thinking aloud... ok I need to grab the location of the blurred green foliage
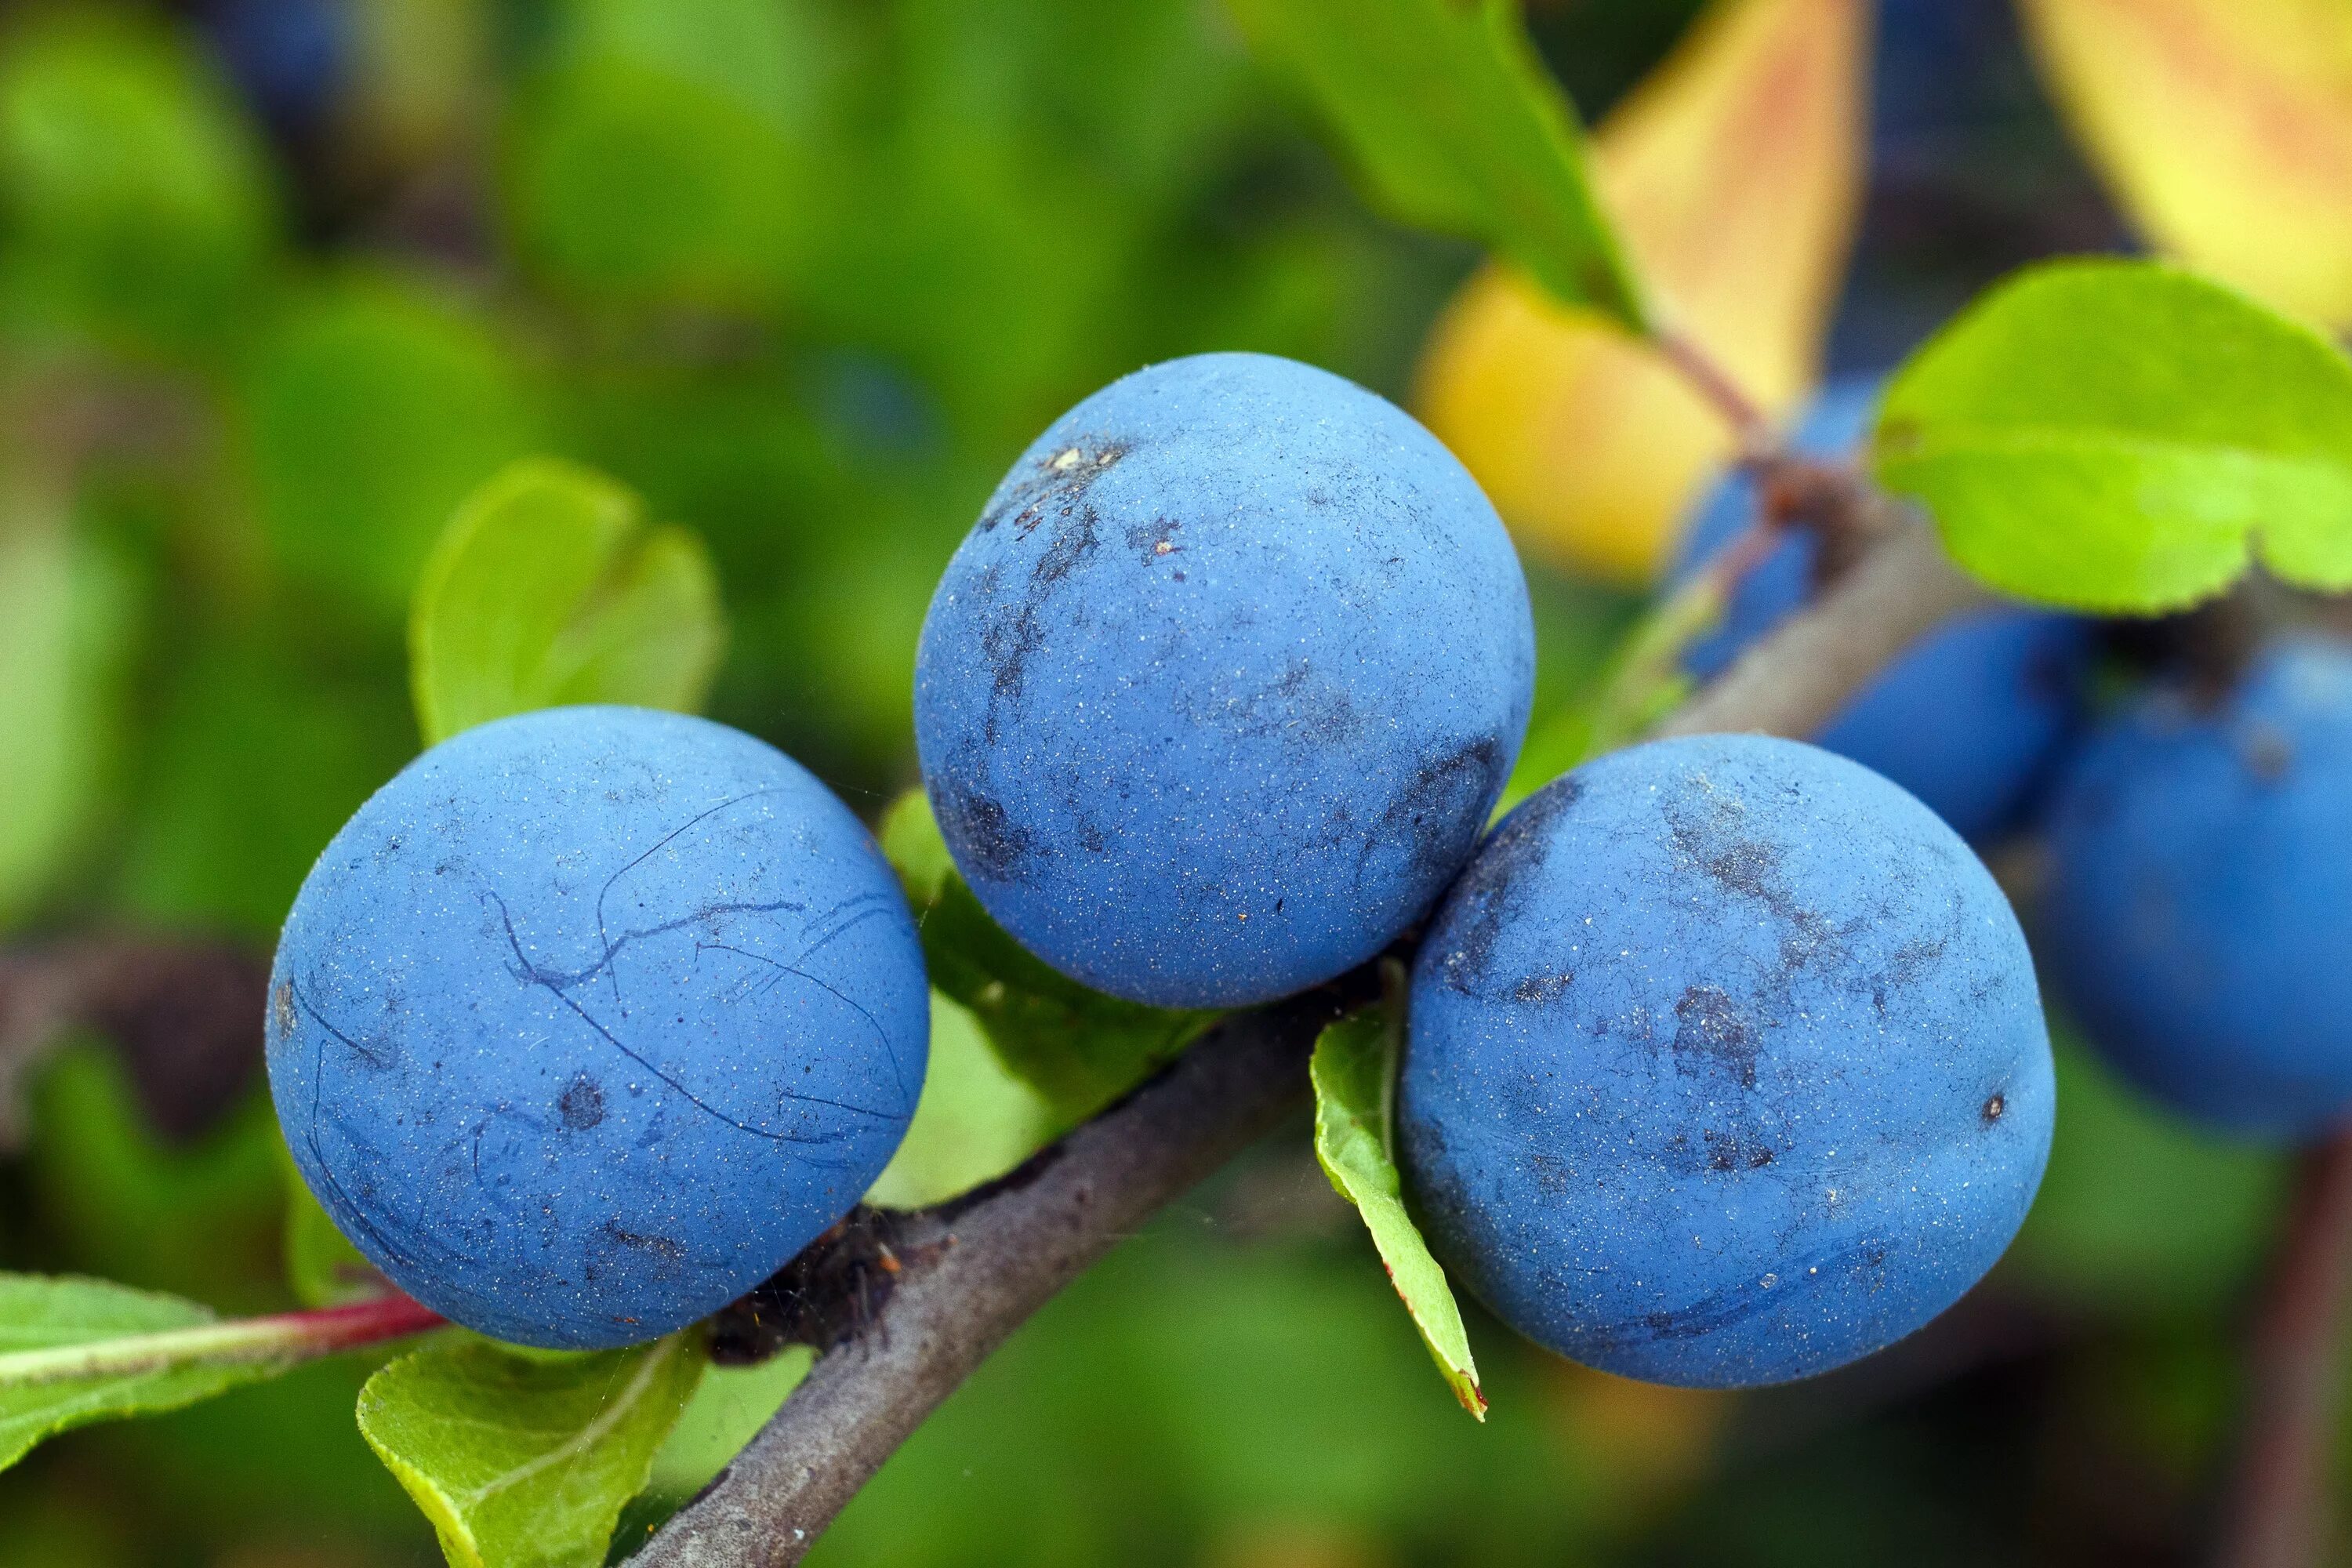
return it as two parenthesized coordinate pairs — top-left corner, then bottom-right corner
(0, 1), (2325, 1565)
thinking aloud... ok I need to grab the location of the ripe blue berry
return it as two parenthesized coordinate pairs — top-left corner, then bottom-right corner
(1673, 379), (2089, 841)
(2043, 640), (2352, 1138)
(1401, 733), (2053, 1387)
(267, 706), (927, 1348)
(914, 352), (1536, 1007)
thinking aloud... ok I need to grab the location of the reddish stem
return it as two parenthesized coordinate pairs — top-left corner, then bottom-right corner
(0, 1291), (445, 1390)
(1654, 327), (1773, 456)
(2216, 1130), (2352, 1568)
(263, 1292), (448, 1354)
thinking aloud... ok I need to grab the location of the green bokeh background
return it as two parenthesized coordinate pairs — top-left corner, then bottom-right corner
(0, 2), (2326, 1564)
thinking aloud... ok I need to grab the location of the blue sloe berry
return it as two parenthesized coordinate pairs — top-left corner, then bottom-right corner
(914, 352), (1536, 1007)
(1401, 733), (2053, 1387)
(267, 706), (927, 1348)
(2042, 639), (2352, 1138)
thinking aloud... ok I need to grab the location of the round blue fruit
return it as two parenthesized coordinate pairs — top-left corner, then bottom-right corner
(2042, 640), (2352, 1138)
(914, 352), (1535, 1008)
(267, 706), (927, 1348)
(1400, 733), (2054, 1388)
(1673, 378), (2088, 842)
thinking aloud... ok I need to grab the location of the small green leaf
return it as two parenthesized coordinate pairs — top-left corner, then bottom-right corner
(0, 1275), (438, 1471)
(408, 457), (727, 746)
(1228, 0), (1647, 332)
(278, 1135), (388, 1309)
(358, 1331), (706, 1568)
(1310, 1007), (1484, 1419)
(1875, 258), (2352, 612)
(878, 791), (1218, 1127)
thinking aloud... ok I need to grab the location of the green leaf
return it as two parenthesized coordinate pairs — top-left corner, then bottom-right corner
(246, 271), (543, 617)
(0, 1275), (225, 1470)
(1227, 0), (1646, 332)
(878, 791), (1218, 1127)
(0, 496), (125, 927)
(1874, 258), (2352, 612)
(278, 1134), (388, 1309)
(505, 0), (836, 310)
(864, 991), (1056, 1210)
(0, 11), (277, 352)
(358, 1331), (705, 1568)
(408, 457), (726, 746)
(0, 1274), (437, 1472)
(1310, 1007), (1484, 1419)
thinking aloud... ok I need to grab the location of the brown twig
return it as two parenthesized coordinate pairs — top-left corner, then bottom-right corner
(625, 512), (1984, 1567)
(632, 978), (1374, 1566)
(2213, 1131), (2352, 1568)
(1656, 523), (1988, 742)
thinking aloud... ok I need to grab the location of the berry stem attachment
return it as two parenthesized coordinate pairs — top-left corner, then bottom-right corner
(2215, 1129), (2352, 1568)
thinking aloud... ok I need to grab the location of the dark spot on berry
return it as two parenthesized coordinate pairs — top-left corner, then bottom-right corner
(1437, 775), (1582, 995)
(931, 778), (1038, 885)
(557, 1074), (606, 1131)
(1672, 985), (1760, 1089)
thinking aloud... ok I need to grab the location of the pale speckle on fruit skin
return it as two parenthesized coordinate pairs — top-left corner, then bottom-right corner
(913, 352), (1537, 1010)
(265, 706), (929, 1351)
(1399, 734), (2055, 1390)
(2043, 639), (2352, 1138)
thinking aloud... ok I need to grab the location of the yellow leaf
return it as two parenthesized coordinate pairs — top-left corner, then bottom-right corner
(2019, 0), (2352, 328)
(1417, 0), (1867, 585)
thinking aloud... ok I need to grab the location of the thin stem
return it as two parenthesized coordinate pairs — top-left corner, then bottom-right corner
(1654, 326), (1773, 456)
(1655, 523), (1986, 742)
(0, 1293), (445, 1389)
(2214, 1130), (2352, 1568)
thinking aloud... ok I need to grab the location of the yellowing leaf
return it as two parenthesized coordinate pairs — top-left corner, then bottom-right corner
(2020, 0), (2352, 328)
(1417, 0), (1867, 584)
